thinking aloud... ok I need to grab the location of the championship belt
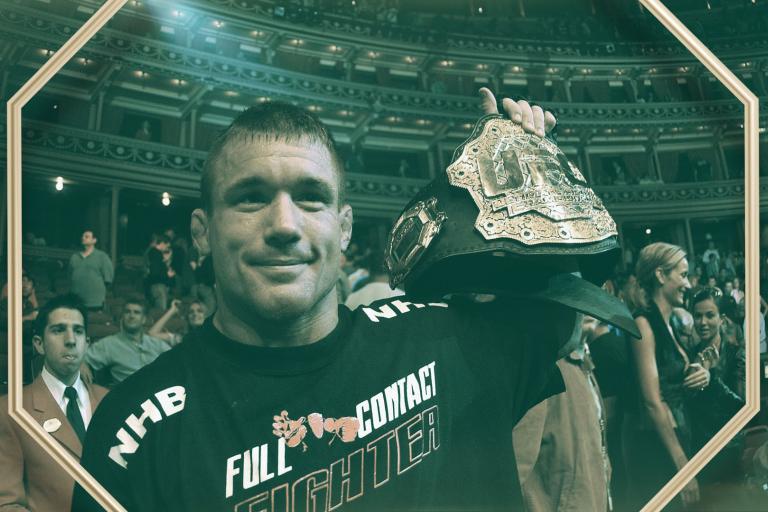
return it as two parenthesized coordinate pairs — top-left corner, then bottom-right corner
(385, 114), (640, 337)
(446, 116), (615, 247)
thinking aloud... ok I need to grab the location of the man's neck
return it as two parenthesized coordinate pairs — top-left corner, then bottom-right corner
(81, 245), (95, 256)
(43, 364), (78, 387)
(213, 292), (339, 348)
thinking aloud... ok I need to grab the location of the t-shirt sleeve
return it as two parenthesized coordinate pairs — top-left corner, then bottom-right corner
(446, 298), (566, 423)
(72, 367), (182, 511)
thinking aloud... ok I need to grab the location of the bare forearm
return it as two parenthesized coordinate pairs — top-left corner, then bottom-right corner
(148, 310), (175, 336)
(644, 401), (688, 469)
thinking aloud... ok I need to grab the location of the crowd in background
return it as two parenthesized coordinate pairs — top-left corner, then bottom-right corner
(2, 223), (767, 510)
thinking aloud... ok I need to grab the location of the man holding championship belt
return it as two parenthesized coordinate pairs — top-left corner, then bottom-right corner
(73, 89), (638, 512)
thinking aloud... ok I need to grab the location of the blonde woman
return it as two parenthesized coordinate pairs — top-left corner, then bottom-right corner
(623, 242), (710, 510)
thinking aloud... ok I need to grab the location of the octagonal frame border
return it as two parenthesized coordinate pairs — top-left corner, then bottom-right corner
(6, 2), (130, 511)
(3, 1), (759, 512)
(638, 1), (760, 511)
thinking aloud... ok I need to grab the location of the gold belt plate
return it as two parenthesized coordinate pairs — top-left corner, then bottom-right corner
(447, 118), (617, 245)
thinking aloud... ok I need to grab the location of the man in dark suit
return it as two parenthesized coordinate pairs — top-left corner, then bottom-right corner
(0, 294), (108, 511)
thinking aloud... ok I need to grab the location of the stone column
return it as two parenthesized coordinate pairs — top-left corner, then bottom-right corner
(684, 217), (695, 261)
(95, 91), (105, 131)
(110, 185), (120, 265)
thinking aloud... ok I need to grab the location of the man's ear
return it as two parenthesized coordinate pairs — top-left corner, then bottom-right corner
(191, 209), (211, 257)
(32, 335), (45, 357)
(339, 204), (353, 252)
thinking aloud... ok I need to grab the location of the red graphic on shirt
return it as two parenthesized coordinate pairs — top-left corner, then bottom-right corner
(307, 413), (324, 439)
(272, 410), (308, 451)
(325, 417), (360, 443)
(276, 411), (360, 450)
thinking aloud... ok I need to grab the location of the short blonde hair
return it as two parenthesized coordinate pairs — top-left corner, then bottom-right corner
(635, 242), (686, 306)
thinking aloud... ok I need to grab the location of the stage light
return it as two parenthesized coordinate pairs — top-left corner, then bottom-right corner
(162, 192), (171, 206)
(55, 177), (64, 191)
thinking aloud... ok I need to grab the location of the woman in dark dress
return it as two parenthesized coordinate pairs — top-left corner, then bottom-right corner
(623, 242), (710, 510)
(688, 288), (745, 482)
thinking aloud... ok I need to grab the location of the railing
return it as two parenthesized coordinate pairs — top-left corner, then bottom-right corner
(3, 3), (767, 130)
(21, 244), (145, 268)
(4, 115), (763, 219)
(129, 0), (768, 60)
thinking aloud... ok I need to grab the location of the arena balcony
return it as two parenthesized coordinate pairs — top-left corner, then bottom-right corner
(91, 0), (768, 59)
(3, 111), (764, 219)
(3, 0), (764, 262)
(2, 2), (765, 143)
(5, 109), (762, 269)
(7, 0), (768, 104)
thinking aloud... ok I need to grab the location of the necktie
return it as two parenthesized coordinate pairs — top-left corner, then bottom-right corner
(64, 386), (86, 444)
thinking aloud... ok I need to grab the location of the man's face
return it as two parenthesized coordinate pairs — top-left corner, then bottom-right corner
(192, 138), (352, 322)
(33, 308), (87, 385)
(81, 231), (96, 248)
(121, 303), (146, 333)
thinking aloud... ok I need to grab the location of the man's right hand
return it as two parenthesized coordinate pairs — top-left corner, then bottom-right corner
(478, 88), (556, 138)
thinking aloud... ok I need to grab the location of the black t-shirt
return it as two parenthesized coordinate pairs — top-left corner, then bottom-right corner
(145, 247), (171, 287)
(73, 297), (565, 512)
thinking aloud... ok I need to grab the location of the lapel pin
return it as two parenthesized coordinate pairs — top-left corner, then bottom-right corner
(43, 418), (61, 433)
